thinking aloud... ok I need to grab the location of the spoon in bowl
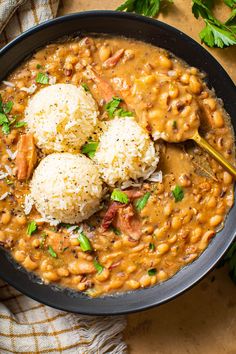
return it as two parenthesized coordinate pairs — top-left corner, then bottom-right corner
(150, 97), (236, 178)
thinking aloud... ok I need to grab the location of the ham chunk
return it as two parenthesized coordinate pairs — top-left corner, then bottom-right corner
(101, 202), (125, 230)
(115, 204), (142, 241)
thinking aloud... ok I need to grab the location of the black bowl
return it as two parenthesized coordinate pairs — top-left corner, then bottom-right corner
(0, 11), (235, 315)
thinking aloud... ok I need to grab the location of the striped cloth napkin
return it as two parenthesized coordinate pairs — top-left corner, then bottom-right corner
(0, 1), (127, 353)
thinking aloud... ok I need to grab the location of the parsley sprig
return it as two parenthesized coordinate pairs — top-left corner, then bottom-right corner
(117, 0), (173, 17)
(117, 0), (236, 48)
(105, 97), (133, 118)
(192, 0), (236, 48)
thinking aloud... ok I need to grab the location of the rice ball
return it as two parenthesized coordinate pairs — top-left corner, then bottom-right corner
(25, 84), (98, 153)
(30, 153), (103, 224)
(93, 116), (159, 186)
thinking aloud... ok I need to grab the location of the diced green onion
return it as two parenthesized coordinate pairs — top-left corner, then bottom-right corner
(78, 232), (93, 252)
(111, 189), (129, 204)
(148, 268), (157, 276)
(48, 245), (57, 258)
(172, 185), (184, 202)
(135, 192), (151, 212)
(149, 243), (155, 251)
(27, 221), (37, 236)
(93, 258), (104, 274)
(36, 72), (49, 85)
(81, 83), (89, 92)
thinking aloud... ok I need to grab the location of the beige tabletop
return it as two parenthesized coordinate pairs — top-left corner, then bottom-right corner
(59, 1), (236, 353)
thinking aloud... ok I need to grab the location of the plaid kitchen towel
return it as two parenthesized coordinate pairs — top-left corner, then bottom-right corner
(0, 1), (127, 353)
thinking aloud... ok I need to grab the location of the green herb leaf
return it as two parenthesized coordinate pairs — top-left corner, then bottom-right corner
(109, 225), (121, 235)
(149, 243), (155, 251)
(93, 258), (104, 274)
(36, 72), (49, 85)
(27, 221), (37, 236)
(148, 268), (157, 276)
(116, 0), (173, 17)
(224, 0), (236, 8)
(200, 19), (236, 48)
(78, 231), (93, 252)
(135, 192), (151, 212)
(48, 245), (57, 258)
(81, 141), (99, 158)
(172, 120), (177, 129)
(5, 178), (13, 185)
(60, 223), (71, 229)
(36, 64), (43, 69)
(111, 189), (130, 204)
(192, 0), (236, 48)
(0, 113), (9, 125)
(62, 247), (69, 253)
(115, 108), (133, 117)
(172, 185), (184, 202)
(2, 124), (10, 135)
(105, 97), (123, 117)
(3, 101), (13, 114)
(81, 83), (89, 92)
(14, 121), (27, 128)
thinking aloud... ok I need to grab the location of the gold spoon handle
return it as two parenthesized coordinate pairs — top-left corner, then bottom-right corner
(192, 131), (236, 178)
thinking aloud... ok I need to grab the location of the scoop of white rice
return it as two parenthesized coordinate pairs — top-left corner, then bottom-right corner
(93, 117), (159, 186)
(30, 153), (103, 224)
(25, 84), (98, 153)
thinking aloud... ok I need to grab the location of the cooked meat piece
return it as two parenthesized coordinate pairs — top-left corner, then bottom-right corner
(15, 134), (37, 180)
(101, 202), (125, 230)
(103, 49), (124, 69)
(115, 204), (142, 241)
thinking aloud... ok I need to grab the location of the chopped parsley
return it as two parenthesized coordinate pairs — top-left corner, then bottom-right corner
(78, 232), (93, 252)
(14, 121), (27, 128)
(111, 189), (129, 204)
(172, 120), (177, 129)
(93, 258), (104, 274)
(109, 225), (121, 235)
(36, 64), (43, 69)
(172, 185), (184, 202)
(36, 72), (49, 85)
(116, 0), (173, 17)
(81, 83), (89, 92)
(105, 97), (133, 118)
(115, 108), (133, 117)
(3, 101), (13, 114)
(27, 221), (37, 236)
(135, 192), (151, 212)
(149, 243), (155, 251)
(5, 178), (13, 185)
(48, 245), (57, 258)
(60, 223), (72, 229)
(148, 268), (157, 276)
(81, 141), (99, 158)
(62, 247), (69, 253)
(105, 97), (123, 117)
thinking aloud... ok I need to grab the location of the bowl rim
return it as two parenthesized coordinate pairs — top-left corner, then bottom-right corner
(0, 10), (235, 315)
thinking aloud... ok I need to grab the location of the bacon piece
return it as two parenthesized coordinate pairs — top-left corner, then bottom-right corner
(102, 49), (125, 69)
(84, 66), (116, 102)
(115, 205), (142, 241)
(15, 134), (37, 181)
(101, 202), (125, 230)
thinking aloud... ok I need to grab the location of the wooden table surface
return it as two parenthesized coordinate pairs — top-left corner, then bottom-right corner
(60, 2), (236, 353)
